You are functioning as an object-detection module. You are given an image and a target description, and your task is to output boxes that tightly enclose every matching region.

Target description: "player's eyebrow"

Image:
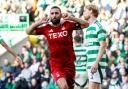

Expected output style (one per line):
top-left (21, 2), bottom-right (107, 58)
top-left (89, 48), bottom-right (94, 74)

top-left (50, 12), bottom-right (59, 15)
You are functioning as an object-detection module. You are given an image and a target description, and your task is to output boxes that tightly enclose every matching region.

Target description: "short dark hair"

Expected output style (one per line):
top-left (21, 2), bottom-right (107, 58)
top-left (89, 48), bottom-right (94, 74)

top-left (74, 35), bottom-right (82, 43)
top-left (50, 6), bottom-right (61, 13)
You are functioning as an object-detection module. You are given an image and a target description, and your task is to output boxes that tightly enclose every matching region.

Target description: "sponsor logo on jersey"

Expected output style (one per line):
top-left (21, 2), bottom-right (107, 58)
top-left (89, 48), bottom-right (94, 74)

top-left (48, 30), bottom-right (68, 39)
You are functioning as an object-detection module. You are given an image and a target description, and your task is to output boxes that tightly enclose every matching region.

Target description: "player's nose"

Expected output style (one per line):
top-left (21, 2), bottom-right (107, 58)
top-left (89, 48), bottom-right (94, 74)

top-left (52, 13), bottom-right (56, 18)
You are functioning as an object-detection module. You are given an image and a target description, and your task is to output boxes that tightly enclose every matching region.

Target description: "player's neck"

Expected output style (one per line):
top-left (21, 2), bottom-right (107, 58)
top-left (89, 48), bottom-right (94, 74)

top-left (51, 20), bottom-right (65, 27)
top-left (75, 43), bottom-right (81, 46)
top-left (88, 16), bottom-right (97, 25)
top-left (52, 23), bottom-right (61, 27)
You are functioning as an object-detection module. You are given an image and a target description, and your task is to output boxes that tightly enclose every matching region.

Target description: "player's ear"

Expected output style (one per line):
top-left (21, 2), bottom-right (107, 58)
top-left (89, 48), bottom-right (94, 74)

top-left (90, 10), bottom-right (93, 14)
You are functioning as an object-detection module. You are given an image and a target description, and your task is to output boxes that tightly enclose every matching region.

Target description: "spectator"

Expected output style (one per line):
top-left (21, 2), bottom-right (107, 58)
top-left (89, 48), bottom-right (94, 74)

top-left (108, 69), bottom-right (121, 89)
top-left (30, 47), bottom-right (41, 61)
top-left (29, 55), bottom-right (40, 76)
top-left (19, 45), bottom-right (30, 62)
top-left (15, 77), bottom-right (29, 89)
top-left (119, 67), bottom-right (128, 83)
top-left (119, 33), bottom-right (125, 52)
top-left (122, 75), bottom-right (128, 89)
top-left (5, 78), bottom-right (16, 89)
top-left (29, 78), bottom-right (41, 89)
top-left (34, 64), bottom-right (45, 83)
top-left (2, 59), bottom-right (12, 75)
top-left (11, 60), bottom-right (22, 78)
top-left (41, 69), bottom-right (51, 89)
top-left (16, 61), bottom-right (32, 82)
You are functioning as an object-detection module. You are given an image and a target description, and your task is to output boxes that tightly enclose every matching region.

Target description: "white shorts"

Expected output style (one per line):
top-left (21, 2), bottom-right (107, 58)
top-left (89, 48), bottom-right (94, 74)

top-left (87, 68), bottom-right (105, 84)
top-left (75, 72), bottom-right (88, 88)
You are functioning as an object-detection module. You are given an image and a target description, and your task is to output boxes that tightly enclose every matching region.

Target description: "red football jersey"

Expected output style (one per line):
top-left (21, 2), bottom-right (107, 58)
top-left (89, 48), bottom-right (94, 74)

top-left (35, 20), bottom-right (78, 64)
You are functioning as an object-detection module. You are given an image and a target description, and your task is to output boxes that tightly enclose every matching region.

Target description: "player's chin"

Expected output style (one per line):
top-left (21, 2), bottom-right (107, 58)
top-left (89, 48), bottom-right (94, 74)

top-left (84, 15), bottom-right (90, 20)
top-left (51, 19), bottom-right (60, 24)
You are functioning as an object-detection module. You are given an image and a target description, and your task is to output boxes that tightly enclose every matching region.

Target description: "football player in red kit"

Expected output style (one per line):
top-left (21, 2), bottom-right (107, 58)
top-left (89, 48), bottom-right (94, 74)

top-left (26, 6), bottom-right (89, 89)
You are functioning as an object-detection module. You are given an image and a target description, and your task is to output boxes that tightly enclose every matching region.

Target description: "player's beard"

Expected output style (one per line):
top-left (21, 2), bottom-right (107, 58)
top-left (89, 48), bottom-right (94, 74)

top-left (51, 18), bottom-right (60, 25)
top-left (84, 15), bottom-right (90, 20)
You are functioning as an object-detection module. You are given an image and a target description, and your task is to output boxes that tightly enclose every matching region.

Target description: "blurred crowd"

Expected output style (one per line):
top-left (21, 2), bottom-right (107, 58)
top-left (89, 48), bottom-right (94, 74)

top-left (0, 0), bottom-right (128, 89)
top-left (0, 37), bottom-right (59, 89)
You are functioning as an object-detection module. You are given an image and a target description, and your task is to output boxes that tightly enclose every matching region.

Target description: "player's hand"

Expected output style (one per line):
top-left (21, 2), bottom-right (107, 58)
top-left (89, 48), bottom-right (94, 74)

top-left (37, 17), bottom-right (49, 25)
top-left (62, 13), bottom-right (71, 20)
top-left (91, 62), bottom-right (99, 74)
top-left (41, 18), bottom-right (49, 23)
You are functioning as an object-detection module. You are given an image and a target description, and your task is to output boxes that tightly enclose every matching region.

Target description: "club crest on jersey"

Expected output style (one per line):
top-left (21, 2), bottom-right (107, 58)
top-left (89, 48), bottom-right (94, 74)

top-left (56, 72), bottom-right (60, 77)
top-left (48, 30), bottom-right (68, 39)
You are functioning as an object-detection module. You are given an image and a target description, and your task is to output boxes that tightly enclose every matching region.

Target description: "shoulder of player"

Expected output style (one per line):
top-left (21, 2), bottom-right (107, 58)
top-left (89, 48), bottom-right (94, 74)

top-left (94, 20), bottom-right (104, 30)
top-left (61, 20), bottom-right (75, 25)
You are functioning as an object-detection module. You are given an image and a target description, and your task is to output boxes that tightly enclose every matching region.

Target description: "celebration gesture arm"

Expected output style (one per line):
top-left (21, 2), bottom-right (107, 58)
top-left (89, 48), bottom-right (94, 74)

top-left (1, 41), bottom-right (22, 63)
top-left (62, 13), bottom-right (89, 29)
top-left (26, 18), bottom-right (49, 35)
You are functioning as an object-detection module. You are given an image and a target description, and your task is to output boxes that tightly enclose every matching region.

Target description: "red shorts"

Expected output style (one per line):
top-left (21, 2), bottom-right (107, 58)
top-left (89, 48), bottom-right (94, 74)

top-left (50, 60), bottom-right (75, 87)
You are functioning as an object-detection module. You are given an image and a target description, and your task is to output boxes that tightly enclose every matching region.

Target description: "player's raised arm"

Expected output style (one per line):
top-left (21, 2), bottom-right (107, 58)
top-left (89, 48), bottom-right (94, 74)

top-left (26, 18), bottom-right (48, 35)
top-left (0, 38), bottom-right (22, 63)
top-left (62, 13), bottom-right (89, 29)
top-left (0, 39), bottom-right (17, 57)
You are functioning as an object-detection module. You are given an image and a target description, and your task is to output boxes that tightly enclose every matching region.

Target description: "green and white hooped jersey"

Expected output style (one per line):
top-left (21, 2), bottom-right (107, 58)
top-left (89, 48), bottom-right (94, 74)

top-left (84, 20), bottom-right (107, 70)
top-left (74, 44), bottom-right (87, 73)
top-left (0, 35), bottom-right (4, 44)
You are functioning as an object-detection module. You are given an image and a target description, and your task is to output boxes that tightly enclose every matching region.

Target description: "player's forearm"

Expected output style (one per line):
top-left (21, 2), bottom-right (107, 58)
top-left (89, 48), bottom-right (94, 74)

top-left (96, 42), bottom-right (106, 64)
top-left (26, 21), bottom-right (40, 35)
top-left (69, 16), bottom-right (89, 28)
top-left (26, 18), bottom-right (48, 35)
top-left (1, 42), bottom-right (17, 57)
top-left (7, 47), bottom-right (18, 57)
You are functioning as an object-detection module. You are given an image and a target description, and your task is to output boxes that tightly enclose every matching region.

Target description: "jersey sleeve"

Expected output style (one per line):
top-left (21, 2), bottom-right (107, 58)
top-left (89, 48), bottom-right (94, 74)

top-left (98, 29), bottom-right (107, 42)
top-left (35, 27), bottom-right (45, 35)
top-left (67, 21), bottom-right (81, 30)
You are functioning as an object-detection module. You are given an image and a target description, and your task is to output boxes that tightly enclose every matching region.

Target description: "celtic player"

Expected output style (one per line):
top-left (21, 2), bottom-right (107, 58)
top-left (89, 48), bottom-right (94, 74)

top-left (73, 35), bottom-right (88, 89)
top-left (83, 4), bottom-right (107, 89)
